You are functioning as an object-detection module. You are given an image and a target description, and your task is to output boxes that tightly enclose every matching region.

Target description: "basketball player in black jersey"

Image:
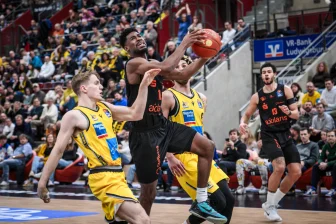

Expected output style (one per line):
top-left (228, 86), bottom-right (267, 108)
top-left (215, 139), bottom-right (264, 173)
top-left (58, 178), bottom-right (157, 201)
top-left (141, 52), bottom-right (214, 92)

top-left (119, 28), bottom-right (227, 224)
top-left (240, 63), bottom-right (302, 222)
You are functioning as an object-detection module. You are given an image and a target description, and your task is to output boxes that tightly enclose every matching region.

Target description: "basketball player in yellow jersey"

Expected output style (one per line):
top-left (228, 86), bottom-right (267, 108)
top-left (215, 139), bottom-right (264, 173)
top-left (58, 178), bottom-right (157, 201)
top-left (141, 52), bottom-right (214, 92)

top-left (37, 69), bottom-right (161, 224)
top-left (161, 56), bottom-right (234, 224)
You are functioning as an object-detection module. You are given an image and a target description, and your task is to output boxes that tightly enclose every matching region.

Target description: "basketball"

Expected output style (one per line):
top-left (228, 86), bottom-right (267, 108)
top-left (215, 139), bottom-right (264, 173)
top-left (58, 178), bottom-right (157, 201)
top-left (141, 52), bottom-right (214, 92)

top-left (191, 29), bottom-right (222, 59)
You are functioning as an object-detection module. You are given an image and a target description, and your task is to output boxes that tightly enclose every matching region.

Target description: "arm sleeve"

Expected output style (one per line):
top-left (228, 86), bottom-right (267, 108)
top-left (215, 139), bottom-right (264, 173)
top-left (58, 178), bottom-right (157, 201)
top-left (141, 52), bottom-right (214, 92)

top-left (324, 115), bottom-right (335, 131)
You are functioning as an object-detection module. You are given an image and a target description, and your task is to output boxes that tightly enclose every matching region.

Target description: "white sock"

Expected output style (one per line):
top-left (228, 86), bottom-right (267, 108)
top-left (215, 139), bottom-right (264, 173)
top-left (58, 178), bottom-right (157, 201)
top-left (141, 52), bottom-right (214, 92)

top-left (273, 188), bottom-right (286, 206)
top-left (266, 191), bottom-right (275, 205)
top-left (196, 187), bottom-right (207, 202)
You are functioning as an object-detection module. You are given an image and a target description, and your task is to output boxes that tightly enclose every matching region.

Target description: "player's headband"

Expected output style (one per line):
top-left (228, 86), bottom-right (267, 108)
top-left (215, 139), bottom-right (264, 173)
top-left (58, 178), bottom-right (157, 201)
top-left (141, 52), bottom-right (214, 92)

top-left (181, 55), bottom-right (193, 65)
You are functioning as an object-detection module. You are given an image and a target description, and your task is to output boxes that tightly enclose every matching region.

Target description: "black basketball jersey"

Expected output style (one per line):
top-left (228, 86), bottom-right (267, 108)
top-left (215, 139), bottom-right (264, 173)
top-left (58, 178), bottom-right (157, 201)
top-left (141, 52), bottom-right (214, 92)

top-left (125, 58), bottom-right (164, 129)
top-left (257, 84), bottom-right (290, 132)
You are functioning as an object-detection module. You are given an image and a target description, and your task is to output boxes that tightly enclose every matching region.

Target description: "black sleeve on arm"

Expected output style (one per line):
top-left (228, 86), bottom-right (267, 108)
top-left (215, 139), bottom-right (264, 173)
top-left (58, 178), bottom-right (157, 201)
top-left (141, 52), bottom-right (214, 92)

top-left (287, 97), bottom-right (296, 105)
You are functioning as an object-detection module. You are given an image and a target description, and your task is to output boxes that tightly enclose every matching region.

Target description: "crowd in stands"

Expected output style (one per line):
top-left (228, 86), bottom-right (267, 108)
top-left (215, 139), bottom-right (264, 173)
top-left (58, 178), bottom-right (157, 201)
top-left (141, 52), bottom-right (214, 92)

top-left (0, 0), bottom-right (252, 190)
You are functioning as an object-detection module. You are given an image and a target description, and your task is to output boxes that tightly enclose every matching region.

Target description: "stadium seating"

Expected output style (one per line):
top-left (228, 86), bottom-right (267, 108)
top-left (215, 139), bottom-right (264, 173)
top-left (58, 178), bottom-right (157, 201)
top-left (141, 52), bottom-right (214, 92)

top-left (54, 153), bottom-right (85, 184)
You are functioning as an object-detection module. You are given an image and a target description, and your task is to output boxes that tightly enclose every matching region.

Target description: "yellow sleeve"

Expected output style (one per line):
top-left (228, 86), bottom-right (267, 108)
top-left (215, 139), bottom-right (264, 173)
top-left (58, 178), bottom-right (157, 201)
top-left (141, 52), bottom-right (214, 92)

top-left (301, 94), bottom-right (307, 105)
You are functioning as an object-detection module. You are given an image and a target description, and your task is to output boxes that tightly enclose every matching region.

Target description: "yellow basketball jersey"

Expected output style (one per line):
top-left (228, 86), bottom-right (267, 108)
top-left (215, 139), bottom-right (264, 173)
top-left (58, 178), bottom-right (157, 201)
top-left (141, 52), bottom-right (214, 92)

top-left (169, 88), bottom-right (204, 135)
top-left (73, 102), bottom-right (121, 169)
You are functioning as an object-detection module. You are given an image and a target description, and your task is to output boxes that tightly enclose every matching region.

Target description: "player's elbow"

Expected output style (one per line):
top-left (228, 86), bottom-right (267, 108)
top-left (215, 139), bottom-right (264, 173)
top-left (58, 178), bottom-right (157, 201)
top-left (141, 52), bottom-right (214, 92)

top-left (132, 112), bottom-right (144, 121)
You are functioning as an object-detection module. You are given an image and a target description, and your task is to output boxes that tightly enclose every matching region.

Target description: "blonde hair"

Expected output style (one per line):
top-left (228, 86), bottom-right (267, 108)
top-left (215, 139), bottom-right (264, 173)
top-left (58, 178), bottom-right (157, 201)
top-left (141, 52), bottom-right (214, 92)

top-left (71, 71), bottom-right (100, 96)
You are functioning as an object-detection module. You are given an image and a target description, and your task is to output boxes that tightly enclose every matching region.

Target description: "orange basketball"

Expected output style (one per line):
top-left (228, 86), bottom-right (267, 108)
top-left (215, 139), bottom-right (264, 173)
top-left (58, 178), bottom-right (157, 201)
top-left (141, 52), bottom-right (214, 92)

top-left (191, 29), bottom-right (222, 58)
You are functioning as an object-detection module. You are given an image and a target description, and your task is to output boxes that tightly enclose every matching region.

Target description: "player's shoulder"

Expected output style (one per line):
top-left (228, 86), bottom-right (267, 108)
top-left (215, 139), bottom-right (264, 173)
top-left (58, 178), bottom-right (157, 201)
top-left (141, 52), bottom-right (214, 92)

top-left (162, 89), bottom-right (175, 100)
top-left (251, 92), bottom-right (259, 104)
top-left (196, 91), bottom-right (207, 101)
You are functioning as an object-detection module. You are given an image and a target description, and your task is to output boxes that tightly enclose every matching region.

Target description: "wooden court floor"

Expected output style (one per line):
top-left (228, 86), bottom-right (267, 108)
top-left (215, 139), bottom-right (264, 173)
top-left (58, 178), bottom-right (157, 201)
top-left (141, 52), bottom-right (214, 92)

top-left (0, 196), bottom-right (335, 224)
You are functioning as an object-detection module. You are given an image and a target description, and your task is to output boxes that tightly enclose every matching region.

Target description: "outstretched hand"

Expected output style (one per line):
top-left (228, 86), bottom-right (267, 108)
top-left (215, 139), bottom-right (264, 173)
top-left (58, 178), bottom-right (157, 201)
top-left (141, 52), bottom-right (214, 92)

top-left (141, 68), bottom-right (161, 86)
top-left (182, 28), bottom-right (206, 47)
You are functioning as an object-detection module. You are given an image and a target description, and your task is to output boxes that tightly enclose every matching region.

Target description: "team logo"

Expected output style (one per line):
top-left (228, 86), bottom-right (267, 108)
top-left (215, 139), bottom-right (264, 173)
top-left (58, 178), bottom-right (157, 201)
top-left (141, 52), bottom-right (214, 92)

top-left (182, 102), bottom-right (188, 108)
top-left (262, 103), bottom-right (268, 110)
top-left (103, 109), bottom-right (111, 118)
top-left (197, 99), bottom-right (203, 109)
top-left (90, 115), bottom-right (98, 121)
top-left (265, 40), bottom-right (284, 58)
top-left (276, 90), bottom-right (283, 97)
top-left (260, 96), bottom-right (266, 101)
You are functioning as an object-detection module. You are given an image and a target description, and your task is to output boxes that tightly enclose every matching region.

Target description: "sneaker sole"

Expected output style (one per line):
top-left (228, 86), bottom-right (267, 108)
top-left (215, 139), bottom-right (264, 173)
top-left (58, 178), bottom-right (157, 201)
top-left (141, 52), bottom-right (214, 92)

top-left (189, 210), bottom-right (227, 224)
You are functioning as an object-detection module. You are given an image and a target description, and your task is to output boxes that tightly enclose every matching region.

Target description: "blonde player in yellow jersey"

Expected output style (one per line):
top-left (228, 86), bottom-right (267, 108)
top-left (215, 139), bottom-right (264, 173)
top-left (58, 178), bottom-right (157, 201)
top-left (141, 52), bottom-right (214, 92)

top-left (37, 69), bottom-right (161, 224)
top-left (161, 56), bottom-right (235, 224)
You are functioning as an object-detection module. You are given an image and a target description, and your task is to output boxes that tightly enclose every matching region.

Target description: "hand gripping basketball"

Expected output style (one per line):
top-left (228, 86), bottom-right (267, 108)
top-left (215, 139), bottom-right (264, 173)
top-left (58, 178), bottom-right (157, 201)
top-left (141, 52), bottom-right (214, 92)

top-left (191, 29), bottom-right (222, 58)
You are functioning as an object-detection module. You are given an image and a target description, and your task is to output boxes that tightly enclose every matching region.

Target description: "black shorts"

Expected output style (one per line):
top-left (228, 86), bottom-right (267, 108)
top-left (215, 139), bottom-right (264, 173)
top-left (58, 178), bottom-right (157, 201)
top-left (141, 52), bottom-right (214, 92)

top-left (129, 118), bottom-right (197, 184)
top-left (260, 130), bottom-right (300, 165)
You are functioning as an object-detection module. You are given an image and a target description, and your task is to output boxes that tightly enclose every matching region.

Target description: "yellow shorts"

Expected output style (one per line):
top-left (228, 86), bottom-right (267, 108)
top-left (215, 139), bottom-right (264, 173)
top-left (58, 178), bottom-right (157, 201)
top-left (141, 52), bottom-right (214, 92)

top-left (175, 152), bottom-right (229, 200)
top-left (88, 170), bottom-right (138, 222)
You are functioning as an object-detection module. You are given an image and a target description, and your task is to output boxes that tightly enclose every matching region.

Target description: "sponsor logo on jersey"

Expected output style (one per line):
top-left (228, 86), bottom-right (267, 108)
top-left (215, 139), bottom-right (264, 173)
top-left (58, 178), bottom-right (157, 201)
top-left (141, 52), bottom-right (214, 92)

top-left (197, 99), bottom-right (203, 109)
top-left (260, 96), bottom-right (266, 102)
top-left (182, 102), bottom-right (188, 108)
top-left (276, 90), bottom-right (283, 97)
top-left (265, 116), bottom-right (288, 125)
top-left (103, 109), bottom-right (111, 118)
top-left (262, 103), bottom-right (268, 110)
top-left (148, 104), bottom-right (161, 113)
top-left (183, 110), bottom-right (196, 125)
top-left (90, 115), bottom-right (98, 121)
top-left (93, 122), bottom-right (108, 139)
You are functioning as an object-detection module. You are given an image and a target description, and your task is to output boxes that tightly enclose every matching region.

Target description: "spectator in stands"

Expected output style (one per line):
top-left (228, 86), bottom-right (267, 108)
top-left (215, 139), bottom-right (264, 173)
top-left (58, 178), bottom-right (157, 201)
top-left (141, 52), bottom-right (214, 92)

top-left (102, 27), bottom-right (112, 42)
top-left (0, 134), bottom-right (13, 163)
top-left (117, 79), bottom-right (126, 98)
top-left (10, 114), bottom-right (32, 148)
top-left (32, 83), bottom-right (46, 104)
top-left (113, 25), bottom-right (122, 39)
top-left (69, 44), bottom-right (81, 63)
top-left (118, 130), bottom-right (131, 165)
top-left (218, 129), bottom-right (247, 174)
top-left (137, 9), bottom-right (148, 25)
top-left (144, 21), bottom-right (157, 47)
top-left (130, 10), bottom-right (138, 26)
top-left (175, 3), bottom-right (192, 45)
top-left (0, 114), bottom-right (7, 134)
top-left (291, 82), bottom-right (304, 108)
top-left (37, 56), bottom-right (55, 81)
top-left (302, 82), bottom-right (321, 106)
top-left (164, 41), bottom-right (176, 59)
top-left (121, 1), bottom-right (132, 15)
top-left (318, 130), bottom-right (328, 150)
top-left (9, 51), bottom-right (20, 64)
top-left (86, 51), bottom-right (98, 70)
top-left (79, 19), bottom-right (91, 39)
top-left (320, 78), bottom-right (336, 111)
top-left (119, 15), bottom-right (130, 29)
top-left (147, 46), bottom-right (162, 61)
top-left (297, 128), bottom-right (319, 172)
top-left (109, 48), bottom-right (124, 82)
top-left (3, 118), bottom-right (14, 140)
top-left (29, 51), bottom-right (42, 70)
top-left (11, 101), bottom-right (26, 121)
top-left (236, 138), bottom-right (269, 195)
top-left (53, 57), bottom-right (67, 81)
top-left (113, 92), bottom-right (127, 106)
top-left (103, 79), bottom-right (117, 103)
top-left (78, 57), bottom-right (89, 73)
top-left (188, 15), bottom-right (202, 32)
top-left (0, 134), bottom-right (32, 186)
top-left (60, 80), bottom-right (77, 105)
top-left (304, 129), bottom-right (336, 197)
top-left (312, 62), bottom-right (330, 89)
top-left (90, 26), bottom-right (102, 44)
top-left (221, 21), bottom-right (236, 51)
top-left (3, 101), bottom-right (13, 119)
top-left (31, 97), bottom-right (58, 131)
top-left (96, 38), bottom-right (111, 59)
top-left (25, 98), bottom-right (43, 125)
top-left (106, 14), bottom-right (118, 29)
top-left (297, 101), bottom-right (314, 128)
top-left (81, 8), bottom-right (94, 22)
top-left (76, 34), bottom-right (85, 46)
top-left (51, 45), bottom-right (70, 65)
top-left (93, 5), bottom-right (105, 18)
top-left (310, 103), bottom-right (335, 141)
top-left (24, 133), bottom-right (55, 187)
top-left (52, 23), bottom-right (64, 37)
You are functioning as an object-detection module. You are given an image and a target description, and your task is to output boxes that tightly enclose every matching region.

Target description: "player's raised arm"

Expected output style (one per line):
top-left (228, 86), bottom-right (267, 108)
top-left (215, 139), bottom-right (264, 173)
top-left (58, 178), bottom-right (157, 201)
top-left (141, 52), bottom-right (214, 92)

top-left (240, 93), bottom-right (259, 135)
top-left (106, 69), bottom-right (161, 121)
top-left (123, 29), bottom-right (205, 78)
top-left (37, 111), bottom-right (79, 203)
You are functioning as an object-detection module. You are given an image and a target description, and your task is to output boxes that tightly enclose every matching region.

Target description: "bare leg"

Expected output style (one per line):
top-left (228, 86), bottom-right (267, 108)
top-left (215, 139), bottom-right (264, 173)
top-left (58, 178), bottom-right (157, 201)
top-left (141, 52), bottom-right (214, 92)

top-left (268, 157), bottom-right (286, 192)
top-left (139, 180), bottom-right (157, 215)
top-left (116, 201), bottom-right (150, 224)
top-left (279, 163), bottom-right (302, 193)
top-left (189, 134), bottom-right (214, 188)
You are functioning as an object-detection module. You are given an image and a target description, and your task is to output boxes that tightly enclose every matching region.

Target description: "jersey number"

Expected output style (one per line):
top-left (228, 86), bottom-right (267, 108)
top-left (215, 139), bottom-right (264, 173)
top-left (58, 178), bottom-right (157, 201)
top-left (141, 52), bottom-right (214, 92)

top-left (272, 108), bottom-right (278, 115)
top-left (158, 90), bottom-right (162, 100)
